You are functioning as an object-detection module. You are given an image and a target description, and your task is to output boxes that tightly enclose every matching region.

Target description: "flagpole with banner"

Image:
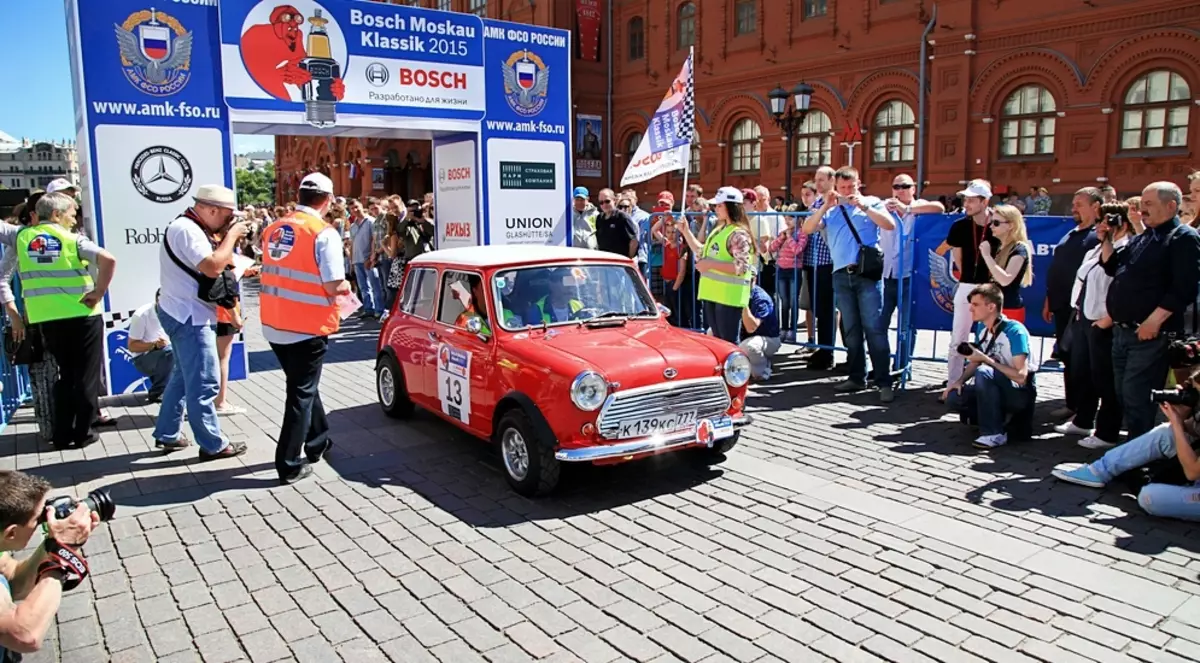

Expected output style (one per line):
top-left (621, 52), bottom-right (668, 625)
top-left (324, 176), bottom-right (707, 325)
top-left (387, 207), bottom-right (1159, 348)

top-left (678, 47), bottom-right (694, 229)
top-left (619, 50), bottom-right (694, 189)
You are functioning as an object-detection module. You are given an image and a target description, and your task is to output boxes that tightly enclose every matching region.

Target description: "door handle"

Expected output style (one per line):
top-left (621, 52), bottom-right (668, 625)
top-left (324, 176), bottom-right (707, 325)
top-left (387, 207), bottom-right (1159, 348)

top-left (427, 330), bottom-right (439, 342)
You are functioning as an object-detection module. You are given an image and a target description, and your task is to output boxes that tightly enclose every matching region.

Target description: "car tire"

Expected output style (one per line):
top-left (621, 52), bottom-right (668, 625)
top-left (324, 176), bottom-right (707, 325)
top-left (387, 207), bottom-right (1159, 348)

top-left (495, 408), bottom-right (560, 497)
top-left (376, 354), bottom-right (414, 419)
top-left (694, 431), bottom-right (740, 464)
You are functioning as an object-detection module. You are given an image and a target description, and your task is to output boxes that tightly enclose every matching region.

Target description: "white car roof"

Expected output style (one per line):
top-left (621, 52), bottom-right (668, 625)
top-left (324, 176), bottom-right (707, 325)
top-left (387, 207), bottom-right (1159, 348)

top-left (409, 245), bottom-right (632, 269)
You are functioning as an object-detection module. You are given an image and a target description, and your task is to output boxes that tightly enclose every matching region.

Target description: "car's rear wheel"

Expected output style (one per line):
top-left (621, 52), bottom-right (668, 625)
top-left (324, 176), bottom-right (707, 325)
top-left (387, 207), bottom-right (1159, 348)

top-left (376, 354), bottom-right (414, 419)
top-left (693, 431), bottom-right (740, 464)
top-left (496, 409), bottom-right (560, 496)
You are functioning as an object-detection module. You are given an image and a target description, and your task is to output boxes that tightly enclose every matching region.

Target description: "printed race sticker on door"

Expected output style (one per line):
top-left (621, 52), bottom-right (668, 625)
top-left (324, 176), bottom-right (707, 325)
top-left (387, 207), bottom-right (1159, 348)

top-left (437, 343), bottom-right (472, 425)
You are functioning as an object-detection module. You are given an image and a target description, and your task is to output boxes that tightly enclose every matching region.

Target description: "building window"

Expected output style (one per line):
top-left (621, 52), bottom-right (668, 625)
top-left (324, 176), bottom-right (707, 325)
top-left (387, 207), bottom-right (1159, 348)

top-left (735, 0), bottom-right (756, 35)
top-left (796, 110), bottom-right (832, 168)
top-left (872, 100), bottom-right (916, 164)
top-left (1120, 69), bottom-right (1190, 151)
top-left (468, 0), bottom-right (486, 16)
top-left (689, 140), bottom-right (701, 176)
top-left (804, 0), bottom-right (827, 18)
top-left (999, 85), bottom-right (1056, 157)
top-left (730, 119), bottom-right (761, 172)
top-left (628, 17), bottom-right (645, 61)
top-left (677, 3), bottom-right (696, 50)
top-left (625, 132), bottom-right (643, 159)
top-left (436, 0), bottom-right (451, 9)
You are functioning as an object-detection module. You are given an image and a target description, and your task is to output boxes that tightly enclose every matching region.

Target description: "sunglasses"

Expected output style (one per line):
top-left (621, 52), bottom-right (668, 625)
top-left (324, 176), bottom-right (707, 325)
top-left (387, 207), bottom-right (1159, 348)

top-left (599, 199), bottom-right (614, 205)
top-left (990, 220), bottom-right (1009, 227)
top-left (892, 183), bottom-right (914, 190)
top-left (618, 205), bottom-right (631, 211)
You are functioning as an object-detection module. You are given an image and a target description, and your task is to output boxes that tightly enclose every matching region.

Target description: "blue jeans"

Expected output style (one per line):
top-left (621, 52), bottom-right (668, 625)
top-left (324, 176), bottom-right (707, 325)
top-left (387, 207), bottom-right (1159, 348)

top-left (377, 257), bottom-right (396, 312)
top-left (152, 306), bottom-right (228, 454)
top-left (132, 346), bottom-right (175, 398)
top-left (776, 267), bottom-right (799, 335)
top-left (965, 364), bottom-right (1034, 436)
top-left (354, 262), bottom-right (382, 314)
top-left (1091, 423), bottom-right (1200, 521)
top-left (1112, 327), bottom-right (1170, 440)
top-left (832, 270), bottom-right (892, 387)
top-left (882, 276), bottom-right (915, 371)
top-left (704, 300), bottom-right (742, 344)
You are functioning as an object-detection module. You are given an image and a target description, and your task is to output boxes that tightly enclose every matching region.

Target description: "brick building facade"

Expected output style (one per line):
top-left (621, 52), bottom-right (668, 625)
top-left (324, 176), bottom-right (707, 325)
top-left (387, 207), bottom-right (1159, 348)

top-left (275, 0), bottom-right (1200, 205)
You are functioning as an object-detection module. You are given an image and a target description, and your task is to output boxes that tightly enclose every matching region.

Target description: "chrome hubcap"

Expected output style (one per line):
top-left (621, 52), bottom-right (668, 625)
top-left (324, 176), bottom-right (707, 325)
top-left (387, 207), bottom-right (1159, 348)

top-left (502, 428), bottom-right (530, 481)
top-left (379, 366), bottom-right (395, 407)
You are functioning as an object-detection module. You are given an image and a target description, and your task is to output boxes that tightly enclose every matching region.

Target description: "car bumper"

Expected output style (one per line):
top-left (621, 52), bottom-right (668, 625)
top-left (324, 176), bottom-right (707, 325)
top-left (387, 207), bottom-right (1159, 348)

top-left (555, 415), bottom-right (753, 462)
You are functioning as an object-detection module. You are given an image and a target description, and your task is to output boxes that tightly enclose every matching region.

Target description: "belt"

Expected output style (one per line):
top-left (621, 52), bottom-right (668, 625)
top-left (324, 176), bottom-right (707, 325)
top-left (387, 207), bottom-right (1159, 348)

top-left (1114, 321), bottom-right (1138, 330)
top-left (834, 266), bottom-right (857, 275)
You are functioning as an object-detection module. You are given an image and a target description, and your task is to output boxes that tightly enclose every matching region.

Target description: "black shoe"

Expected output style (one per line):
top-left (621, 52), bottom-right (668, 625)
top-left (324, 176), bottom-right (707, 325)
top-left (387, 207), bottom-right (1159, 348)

top-left (93, 415), bottom-right (119, 428)
top-left (156, 437), bottom-right (192, 453)
top-left (305, 439), bottom-right (333, 465)
top-left (75, 434), bottom-right (99, 448)
top-left (146, 393), bottom-right (163, 404)
top-left (198, 441), bottom-right (248, 461)
top-left (279, 464), bottom-right (314, 486)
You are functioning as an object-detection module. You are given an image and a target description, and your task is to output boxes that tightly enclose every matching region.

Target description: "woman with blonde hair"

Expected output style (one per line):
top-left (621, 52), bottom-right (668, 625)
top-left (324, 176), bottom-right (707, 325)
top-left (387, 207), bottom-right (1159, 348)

top-left (979, 204), bottom-right (1034, 322)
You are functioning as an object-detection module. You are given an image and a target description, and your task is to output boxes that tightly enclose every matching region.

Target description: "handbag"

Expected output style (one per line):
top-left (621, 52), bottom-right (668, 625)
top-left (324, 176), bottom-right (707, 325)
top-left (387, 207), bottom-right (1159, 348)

top-left (4, 322), bottom-right (42, 366)
top-left (164, 215), bottom-right (240, 310)
top-left (838, 205), bottom-right (884, 281)
top-left (387, 258), bottom-right (405, 289)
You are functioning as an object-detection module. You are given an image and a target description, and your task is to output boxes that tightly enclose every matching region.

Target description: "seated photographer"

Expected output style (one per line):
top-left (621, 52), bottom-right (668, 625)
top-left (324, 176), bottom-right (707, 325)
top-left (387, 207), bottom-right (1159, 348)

top-left (941, 283), bottom-right (1037, 449)
top-left (1053, 369), bottom-right (1200, 522)
top-left (0, 470), bottom-right (99, 655)
top-left (739, 283), bottom-right (781, 380)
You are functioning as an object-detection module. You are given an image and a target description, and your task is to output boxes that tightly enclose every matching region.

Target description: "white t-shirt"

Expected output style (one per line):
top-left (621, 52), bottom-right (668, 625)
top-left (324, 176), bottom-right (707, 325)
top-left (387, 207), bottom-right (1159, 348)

top-left (159, 217), bottom-right (219, 326)
top-left (127, 302), bottom-right (168, 356)
top-left (263, 213), bottom-right (346, 345)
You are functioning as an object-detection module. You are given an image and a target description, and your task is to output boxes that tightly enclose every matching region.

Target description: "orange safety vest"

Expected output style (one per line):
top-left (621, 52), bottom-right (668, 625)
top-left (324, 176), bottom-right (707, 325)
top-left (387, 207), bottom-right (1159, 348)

top-left (259, 211), bottom-right (339, 337)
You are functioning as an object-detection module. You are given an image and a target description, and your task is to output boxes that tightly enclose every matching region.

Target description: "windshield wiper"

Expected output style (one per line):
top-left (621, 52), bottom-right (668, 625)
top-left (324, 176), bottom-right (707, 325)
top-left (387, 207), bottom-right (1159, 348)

top-left (583, 311), bottom-right (630, 327)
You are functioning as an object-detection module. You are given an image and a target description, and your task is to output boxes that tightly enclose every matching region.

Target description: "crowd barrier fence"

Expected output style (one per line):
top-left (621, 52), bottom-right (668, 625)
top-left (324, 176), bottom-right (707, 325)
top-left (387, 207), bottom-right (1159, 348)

top-left (0, 247), bottom-right (32, 433)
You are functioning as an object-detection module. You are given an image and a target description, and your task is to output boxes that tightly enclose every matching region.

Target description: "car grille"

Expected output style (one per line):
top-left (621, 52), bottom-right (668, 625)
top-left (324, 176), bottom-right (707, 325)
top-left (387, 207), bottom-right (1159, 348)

top-left (597, 378), bottom-right (731, 439)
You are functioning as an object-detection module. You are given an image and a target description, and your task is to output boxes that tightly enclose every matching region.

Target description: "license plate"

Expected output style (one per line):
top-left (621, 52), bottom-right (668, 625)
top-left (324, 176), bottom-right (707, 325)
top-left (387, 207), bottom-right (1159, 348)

top-left (617, 411), bottom-right (697, 439)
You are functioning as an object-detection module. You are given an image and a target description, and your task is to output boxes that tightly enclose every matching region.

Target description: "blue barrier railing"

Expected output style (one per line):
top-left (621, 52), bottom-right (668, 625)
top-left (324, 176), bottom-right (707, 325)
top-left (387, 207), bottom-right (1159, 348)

top-left (0, 245), bottom-right (32, 432)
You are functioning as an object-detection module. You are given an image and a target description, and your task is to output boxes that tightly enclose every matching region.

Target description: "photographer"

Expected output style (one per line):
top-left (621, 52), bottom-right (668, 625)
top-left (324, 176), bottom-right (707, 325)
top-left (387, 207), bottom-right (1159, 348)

top-left (1053, 369), bottom-right (1200, 522)
top-left (0, 470), bottom-right (99, 655)
top-left (941, 283), bottom-right (1037, 449)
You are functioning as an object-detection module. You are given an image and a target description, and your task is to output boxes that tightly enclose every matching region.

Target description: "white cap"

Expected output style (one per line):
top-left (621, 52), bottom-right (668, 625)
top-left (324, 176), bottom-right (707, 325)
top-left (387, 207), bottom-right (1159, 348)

top-left (300, 172), bottom-right (335, 195)
top-left (194, 184), bottom-right (238, 210)
top-left (713, 186), bottom-right (744, 205)
top-left (957, 179), bottom-right (993, 200)
top-left (46, 178), bottom-right (76, 194)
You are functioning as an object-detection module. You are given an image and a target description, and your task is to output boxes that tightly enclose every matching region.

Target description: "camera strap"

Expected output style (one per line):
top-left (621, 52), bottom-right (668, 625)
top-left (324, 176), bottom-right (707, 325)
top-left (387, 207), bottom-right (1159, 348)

top-left (37, 538), bottom-right (88, 592)
top-left (980, 319), bottom-right (1009, 358)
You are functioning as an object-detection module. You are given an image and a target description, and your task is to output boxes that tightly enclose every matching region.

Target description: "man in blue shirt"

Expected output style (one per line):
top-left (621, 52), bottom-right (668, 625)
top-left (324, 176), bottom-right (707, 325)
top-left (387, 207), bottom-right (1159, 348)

top-left (803, 167), bottom-right (897, 402)
top-left (942, 283), bottom-right (1037, 449)
top-left (739, 284), bottom-right (781, 380)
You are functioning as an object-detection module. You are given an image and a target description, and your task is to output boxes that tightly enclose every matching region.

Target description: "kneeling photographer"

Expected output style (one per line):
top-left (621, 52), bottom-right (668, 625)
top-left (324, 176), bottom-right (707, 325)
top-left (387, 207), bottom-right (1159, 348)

top-left (0, 471), bottom-right (110, 657)
top-left (1053, 368), bottom-right (1200, 521)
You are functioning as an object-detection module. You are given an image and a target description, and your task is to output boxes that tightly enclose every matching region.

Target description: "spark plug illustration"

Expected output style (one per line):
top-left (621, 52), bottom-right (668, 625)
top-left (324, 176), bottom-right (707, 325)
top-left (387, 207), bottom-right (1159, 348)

top-left (299, 9), bottom-right (340, 128)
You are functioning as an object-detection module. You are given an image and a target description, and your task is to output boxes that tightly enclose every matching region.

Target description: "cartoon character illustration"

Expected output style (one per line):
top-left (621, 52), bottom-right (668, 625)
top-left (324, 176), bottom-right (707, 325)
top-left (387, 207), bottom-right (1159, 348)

top-left (240, 5), bottom-right (345, 102)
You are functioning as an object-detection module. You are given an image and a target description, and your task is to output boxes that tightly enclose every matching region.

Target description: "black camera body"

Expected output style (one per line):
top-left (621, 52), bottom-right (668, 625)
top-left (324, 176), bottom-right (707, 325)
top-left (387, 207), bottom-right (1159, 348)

top-left (957, 342), bottom-right (979, 356)
top-left (37, 489), bottom-right (115, 525)
top-left (1150, 385), bottom-right (1200, 409)
top-left (1166, 337), bottom-right (1200, 369)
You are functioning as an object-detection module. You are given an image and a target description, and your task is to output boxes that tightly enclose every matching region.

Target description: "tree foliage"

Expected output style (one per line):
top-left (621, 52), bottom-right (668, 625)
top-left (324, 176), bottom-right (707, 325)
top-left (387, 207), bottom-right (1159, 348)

top-left (235, 162), bottom-right (275, 207)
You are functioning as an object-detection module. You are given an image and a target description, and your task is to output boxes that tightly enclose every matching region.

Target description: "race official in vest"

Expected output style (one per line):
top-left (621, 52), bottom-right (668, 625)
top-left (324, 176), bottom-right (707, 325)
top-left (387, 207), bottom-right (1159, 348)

top-left (260, 173), bottom-right (349, 485)
top-left (15, 193), bottom-right (115, 448)
top-left (154, 185), bottom-right (250, 460)
top-left (675, 186), bottom-right (756, 343)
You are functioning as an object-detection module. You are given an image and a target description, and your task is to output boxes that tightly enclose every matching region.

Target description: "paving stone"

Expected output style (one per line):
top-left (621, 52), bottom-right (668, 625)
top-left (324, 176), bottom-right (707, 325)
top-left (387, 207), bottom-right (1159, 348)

top-left (194, 629), bottom-right (245, 663)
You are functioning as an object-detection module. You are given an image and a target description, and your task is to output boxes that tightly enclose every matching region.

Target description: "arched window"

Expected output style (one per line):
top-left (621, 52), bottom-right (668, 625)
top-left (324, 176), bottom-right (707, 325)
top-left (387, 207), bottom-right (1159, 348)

top-left (689, 137), bottom-right (701, 175)
top-left (625, 132), bottom-right (643, 157)
top-left (999, 85), bottom-right (1056, 157)
top-left (1121, 70), bottom-right (1190, 151)
top-left (872, 100), bottom-right (916, 164)
top-left (627, 17), bottom-right (645, 61)
top-left (730, 119), bottom-right (761, 172)
top-left (796, 110), bottom-right (832, 168)
top-left (677, 3), bottom-right (696, 50)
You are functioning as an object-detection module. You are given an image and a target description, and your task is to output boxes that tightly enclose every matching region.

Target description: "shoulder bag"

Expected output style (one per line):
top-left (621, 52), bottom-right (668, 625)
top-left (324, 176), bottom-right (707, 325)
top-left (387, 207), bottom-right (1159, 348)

top-left (164, 214), bottom-right (239, 310)
top-left (837, 205), bottom-right (884, 281)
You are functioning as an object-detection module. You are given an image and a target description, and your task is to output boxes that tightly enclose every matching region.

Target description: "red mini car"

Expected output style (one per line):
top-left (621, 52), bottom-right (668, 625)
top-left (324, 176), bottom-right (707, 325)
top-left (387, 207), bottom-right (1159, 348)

top-left (375, 246), bottom-right (753, 496)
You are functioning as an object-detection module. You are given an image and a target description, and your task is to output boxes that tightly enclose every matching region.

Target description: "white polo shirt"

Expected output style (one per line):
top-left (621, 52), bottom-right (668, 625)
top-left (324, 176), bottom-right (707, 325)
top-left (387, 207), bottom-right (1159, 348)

top-left (127, 302), bottom-right (168, 356)
top-left (159, 215), bottom-right (219, 326)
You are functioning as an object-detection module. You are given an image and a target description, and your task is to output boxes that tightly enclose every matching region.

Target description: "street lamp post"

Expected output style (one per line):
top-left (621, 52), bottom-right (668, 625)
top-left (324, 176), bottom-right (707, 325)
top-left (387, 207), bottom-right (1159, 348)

top-left (767, 82), bottom-right (814, 204)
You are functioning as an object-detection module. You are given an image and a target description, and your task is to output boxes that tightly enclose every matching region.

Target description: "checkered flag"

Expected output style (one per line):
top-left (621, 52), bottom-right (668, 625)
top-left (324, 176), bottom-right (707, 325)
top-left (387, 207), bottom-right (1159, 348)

top-left (619, 48), bottom-right (697, 186)
top-left (678, 49), bottom-right (695, 144)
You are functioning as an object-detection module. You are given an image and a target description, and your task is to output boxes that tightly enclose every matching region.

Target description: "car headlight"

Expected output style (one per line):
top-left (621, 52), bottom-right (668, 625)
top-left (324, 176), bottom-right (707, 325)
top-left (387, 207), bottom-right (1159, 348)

top-left (570, 371), bottom-right (608, 411)
top-left (724, 352), bottom-right (751, 388)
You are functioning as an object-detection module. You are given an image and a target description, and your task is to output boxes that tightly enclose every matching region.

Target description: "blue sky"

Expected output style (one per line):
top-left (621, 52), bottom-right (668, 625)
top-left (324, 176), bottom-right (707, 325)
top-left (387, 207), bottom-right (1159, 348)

top-left (0, 3), bottom-right (273, 154)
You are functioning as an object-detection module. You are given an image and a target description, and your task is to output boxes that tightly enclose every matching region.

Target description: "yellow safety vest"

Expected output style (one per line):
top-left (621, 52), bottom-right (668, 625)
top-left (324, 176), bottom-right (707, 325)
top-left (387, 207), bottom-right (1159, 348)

top-left (697, 224), bottom-right (753, 307)
top-left (533, 296), bottom-right (583, 323)
top-left (15, 224), bottom-right (100, 324)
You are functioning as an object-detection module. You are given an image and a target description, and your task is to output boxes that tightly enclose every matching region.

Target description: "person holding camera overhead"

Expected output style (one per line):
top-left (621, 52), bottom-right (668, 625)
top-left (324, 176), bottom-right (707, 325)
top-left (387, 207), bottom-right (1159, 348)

top-left (153, 185), bottom-right (250, 460)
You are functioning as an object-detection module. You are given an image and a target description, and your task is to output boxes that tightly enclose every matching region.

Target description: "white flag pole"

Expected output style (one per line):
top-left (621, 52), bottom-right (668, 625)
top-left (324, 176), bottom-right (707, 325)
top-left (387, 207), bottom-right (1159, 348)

top-left (677, 47), bottom-right (694, 228)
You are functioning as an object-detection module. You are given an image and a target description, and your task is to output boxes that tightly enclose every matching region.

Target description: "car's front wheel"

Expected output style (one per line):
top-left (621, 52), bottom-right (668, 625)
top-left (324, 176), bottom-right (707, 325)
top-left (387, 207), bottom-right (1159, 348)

top-left (495, 409), bottom-right (560, 497)
top-left (376, 354), bottom-right (414, 419)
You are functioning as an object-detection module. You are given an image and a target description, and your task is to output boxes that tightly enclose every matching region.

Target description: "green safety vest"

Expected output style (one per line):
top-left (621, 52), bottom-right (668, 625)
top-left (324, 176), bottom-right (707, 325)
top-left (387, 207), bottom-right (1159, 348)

top-left (16, 224), bottom-right (100, 324)
top-left (697, 224), bottom-right (753, 308)
top-left (533, 295), bottom-right (583, 323)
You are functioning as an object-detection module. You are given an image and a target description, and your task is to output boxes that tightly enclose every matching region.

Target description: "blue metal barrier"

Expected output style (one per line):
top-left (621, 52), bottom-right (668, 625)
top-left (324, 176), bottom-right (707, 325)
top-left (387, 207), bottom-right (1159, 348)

top-left (0, 245), bottom-right (32, 432)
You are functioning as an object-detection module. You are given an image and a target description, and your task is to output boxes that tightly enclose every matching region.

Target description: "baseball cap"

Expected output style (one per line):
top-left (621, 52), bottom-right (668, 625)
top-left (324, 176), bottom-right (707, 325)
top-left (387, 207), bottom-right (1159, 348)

top-left (46, 178), bottom-right (77, 194)
top-left (299, 172), bottom-right (335, 194)
top-left (740, 188), bottom-right (758, 204)
top-left (573, 186), bottom-right (589, 199)
top-left (713, 186), bottom-right (744, 205)
top-left (957, 179), bottom-right (993, 200)
top-left (657, 191), bottom-right (674, 205)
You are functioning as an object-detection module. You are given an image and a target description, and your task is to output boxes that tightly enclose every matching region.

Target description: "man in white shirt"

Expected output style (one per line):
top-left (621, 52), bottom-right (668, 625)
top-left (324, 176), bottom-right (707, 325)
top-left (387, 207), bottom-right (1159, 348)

top-left (127, 290), bottom-right (174, 403)
top-left (751, 184), bottom-right (782, 298)
top-left (153, 184), bottom-right (249, 459)
top-left (880, 174), bottom-right (944, 370)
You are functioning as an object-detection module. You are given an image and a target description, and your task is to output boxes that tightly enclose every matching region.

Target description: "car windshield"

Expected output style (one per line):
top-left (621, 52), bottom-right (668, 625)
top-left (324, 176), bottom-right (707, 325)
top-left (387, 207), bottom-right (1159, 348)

top-left (492, 263), bottom-right (657, 330)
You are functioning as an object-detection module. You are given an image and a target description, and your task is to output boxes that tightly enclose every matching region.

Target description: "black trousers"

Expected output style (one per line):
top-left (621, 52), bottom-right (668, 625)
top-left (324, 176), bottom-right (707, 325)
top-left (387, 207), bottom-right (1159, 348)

top-left (1068, 318), bottom-right (1123, 443)
top-left (40, 315), bottom-right (104, 446)
top-left (1053, 306), bottom-right (1076, 410)
top-left (804, 264), bottom-right (836, 367)
top-left (758, 262), bottom-right (777, 298)
top-left (270, 336), bottom-right (330, 478)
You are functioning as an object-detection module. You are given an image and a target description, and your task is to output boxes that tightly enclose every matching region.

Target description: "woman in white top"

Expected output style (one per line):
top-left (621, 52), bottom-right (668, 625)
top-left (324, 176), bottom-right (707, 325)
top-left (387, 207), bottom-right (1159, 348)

top-left (1058, 203), bottom-right (1133, 450)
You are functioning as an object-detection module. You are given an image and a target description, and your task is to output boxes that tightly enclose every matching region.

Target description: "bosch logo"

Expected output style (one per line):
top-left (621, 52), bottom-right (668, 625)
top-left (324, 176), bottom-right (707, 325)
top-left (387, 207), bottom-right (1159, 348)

top-left (446, 167), bottom-right (471, 181)
top-left (399, 68), bottom-right (468, 90)
top-left (365, 62), bottom-right (389, 87)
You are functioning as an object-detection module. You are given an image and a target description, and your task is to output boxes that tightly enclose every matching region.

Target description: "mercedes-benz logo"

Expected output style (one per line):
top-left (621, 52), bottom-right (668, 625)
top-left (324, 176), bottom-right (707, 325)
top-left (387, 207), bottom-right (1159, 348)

top-left (365, 62), bottom-right (389, 87)
top-left (131, 146), bottom-right (192, 203)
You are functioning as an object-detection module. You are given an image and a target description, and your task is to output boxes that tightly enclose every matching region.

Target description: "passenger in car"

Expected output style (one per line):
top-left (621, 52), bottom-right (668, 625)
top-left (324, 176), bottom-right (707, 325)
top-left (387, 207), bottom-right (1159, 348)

top-left (527, 268), bottom-right (585, 323)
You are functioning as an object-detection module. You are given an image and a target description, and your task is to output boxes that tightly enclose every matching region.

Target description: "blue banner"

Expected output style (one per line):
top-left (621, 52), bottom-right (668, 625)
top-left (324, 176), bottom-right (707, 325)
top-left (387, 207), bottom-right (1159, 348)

top-left (912, 214), bottom-right (1077, 338)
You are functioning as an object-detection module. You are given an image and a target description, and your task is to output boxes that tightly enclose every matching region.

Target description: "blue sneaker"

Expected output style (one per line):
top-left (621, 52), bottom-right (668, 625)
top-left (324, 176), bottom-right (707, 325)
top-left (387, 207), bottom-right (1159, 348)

top-left (1052, 463), bottom-right (1106, 488)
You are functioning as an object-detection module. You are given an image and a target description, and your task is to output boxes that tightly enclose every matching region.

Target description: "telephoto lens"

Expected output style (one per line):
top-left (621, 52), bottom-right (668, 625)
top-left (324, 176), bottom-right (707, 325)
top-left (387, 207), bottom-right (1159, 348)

top-left (39, 489), bottom-right (116, 524)
top-left (957, 342), bottom-right (975, 356)
top-left (1149, 387), bottom-right (1200, 409)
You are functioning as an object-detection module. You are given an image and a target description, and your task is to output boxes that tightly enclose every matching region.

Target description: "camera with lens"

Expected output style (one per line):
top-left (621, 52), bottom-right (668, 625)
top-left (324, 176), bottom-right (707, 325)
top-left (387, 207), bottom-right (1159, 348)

top-left (37, 489), bottom-right (116, 525)
top-left (1101, 212), bottom-right (1124, 227)
top-left (957, 342), bottom-right (979, 356)
top-left (1150, 385), bottom-right (1200, 409)
top-left (1166, 337), bottom-right (1200, 369)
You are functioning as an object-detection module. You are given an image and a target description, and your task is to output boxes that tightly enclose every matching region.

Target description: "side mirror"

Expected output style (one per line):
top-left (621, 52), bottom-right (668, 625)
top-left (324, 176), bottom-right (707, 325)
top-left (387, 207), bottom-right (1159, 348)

top-left (657, 303), bottom-right (671, 319)
top-left (466, 317), bottom-right (484, 335)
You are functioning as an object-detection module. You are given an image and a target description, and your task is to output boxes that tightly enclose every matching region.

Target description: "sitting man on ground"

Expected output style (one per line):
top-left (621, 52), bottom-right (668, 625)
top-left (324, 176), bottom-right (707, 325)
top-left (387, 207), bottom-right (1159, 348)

top-left (127, 290), bottom-right (174, 403)
top-left (739, 283), bottom-right (781, 380)
top-left (941, 283), bottom-right (1037, 449)
top-left (1052, 368), bottom-right (1200, 521)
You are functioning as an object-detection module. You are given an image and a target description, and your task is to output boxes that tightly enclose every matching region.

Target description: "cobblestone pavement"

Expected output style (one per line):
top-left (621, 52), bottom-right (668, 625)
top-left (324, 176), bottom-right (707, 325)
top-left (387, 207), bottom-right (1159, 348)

top-left (4, 293), bottom-right (1200, 663)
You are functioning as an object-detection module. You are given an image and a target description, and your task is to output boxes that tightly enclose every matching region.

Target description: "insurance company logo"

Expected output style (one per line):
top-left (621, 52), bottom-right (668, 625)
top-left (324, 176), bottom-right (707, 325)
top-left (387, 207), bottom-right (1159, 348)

top-left (27, 235), bottom-right (63, 264)
top-left (130, 145), bottom-right (193, 203)
top-left (365, 62), bottom-right (390, 87)
top-left (927, 242), bottom-right (959, 315)
top-left (115, 9), bottom-right (194, 97)
top-left (267, 225), bottom-right (296, 260)
top-left (501, 49), bottom-right (549, 117)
